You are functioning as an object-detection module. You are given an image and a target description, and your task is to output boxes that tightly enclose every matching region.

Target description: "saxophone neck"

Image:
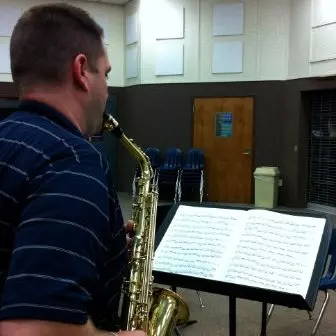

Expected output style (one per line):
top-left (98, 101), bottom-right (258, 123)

top-left (102, 113), bottom-right (153, 179)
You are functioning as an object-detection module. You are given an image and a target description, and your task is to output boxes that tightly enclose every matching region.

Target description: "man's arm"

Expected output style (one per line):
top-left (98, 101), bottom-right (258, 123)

top-left (0, 154), bottom-right (144, 336)
top-left (0, 319), bottom-right (146, 336)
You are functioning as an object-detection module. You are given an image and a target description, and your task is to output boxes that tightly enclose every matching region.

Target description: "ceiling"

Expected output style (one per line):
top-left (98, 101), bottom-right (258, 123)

top-left (83, 0), bottom-right (129, 4)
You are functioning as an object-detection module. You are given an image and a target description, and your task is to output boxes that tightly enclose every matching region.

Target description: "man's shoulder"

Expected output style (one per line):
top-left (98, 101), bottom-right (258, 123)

top-left (0, 111), bottom-right (108, 170)
top-left (0, 110), bottom-right (75, 144)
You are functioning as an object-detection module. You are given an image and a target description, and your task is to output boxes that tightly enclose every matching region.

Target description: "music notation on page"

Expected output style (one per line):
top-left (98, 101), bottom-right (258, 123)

top-left (153, 205), bottom-right (326, 297)
top-left (153, 205), bottom-right (246, 280)
top-left (226, 209), bottom-right (326, 297)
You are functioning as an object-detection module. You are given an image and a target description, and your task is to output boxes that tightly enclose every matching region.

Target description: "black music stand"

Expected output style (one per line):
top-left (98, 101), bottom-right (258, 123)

top-left (153, 202), bottom-right (333, 336)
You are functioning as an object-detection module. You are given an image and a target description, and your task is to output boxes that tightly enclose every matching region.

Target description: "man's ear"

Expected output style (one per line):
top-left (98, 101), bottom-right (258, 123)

top-left (72, 54), bottom-right (90, 92)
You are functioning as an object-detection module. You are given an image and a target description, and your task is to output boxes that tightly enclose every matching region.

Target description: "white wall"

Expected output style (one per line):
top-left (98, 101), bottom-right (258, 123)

top-left (310, 0), bottom-right (336, 76)
top-left (140, 0), bottom-right (200, 84)
top-left (258, 0), bottom-right (290, 80)
top-left (2, 0), bottom-right (336, 87)
top-left (287, 0), bottom-right (336, 79)
top-left (0, 0), bottom-right (124, 86)
top-left (199, 0), bottom-right (259, 82)
top-left (125, 0), bottom-right (292, 85)
top-left (124, 0), bottom-right (141, 86)
top-left (287, 0), bottom-right (311, 79)
top-left (125, 0), bottom-right (336, 84)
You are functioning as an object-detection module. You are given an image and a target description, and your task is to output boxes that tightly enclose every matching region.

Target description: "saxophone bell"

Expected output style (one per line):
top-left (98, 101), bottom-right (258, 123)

top-left (102, 112), bottom-right (190, 336)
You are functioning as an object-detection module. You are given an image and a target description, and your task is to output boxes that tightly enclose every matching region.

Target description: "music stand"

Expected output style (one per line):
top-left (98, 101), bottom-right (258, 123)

top-left (153, 202), bottom-right (333, 336)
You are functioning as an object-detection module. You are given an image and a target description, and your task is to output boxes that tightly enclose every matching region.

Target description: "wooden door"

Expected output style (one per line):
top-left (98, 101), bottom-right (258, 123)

top-left (193, 97), bottom-right (254, 204)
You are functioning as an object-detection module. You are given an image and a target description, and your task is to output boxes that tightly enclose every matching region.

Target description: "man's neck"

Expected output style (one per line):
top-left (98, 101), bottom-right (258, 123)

top-left (22, 91), bottom-right (85, 135)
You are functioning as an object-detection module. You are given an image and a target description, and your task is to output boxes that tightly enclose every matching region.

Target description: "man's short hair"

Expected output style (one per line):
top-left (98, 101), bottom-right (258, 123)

top-left (10, 3), bottom-right (104, 91)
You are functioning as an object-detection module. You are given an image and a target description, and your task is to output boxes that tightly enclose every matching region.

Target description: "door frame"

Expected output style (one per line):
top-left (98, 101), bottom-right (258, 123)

top-left (191, 95), bottom-right (256, 203)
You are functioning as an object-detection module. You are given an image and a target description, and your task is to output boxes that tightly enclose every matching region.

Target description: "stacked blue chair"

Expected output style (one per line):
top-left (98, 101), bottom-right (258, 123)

top-left (266, 227), bottom-right (336, 335)
top-left (158, 148), bottom-right (182, 203)
top-left (132, 147), bottom-right (161, 199)
top-left (180, 148), bottom-right (205, 203)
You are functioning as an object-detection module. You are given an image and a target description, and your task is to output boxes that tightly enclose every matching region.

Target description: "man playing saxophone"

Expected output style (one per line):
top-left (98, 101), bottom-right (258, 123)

top-left (0, 3), bottom-right (145, 336)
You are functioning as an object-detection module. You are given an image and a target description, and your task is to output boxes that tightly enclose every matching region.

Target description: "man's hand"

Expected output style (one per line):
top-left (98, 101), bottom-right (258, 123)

top-left (124, 220), bottom-right (135, 250)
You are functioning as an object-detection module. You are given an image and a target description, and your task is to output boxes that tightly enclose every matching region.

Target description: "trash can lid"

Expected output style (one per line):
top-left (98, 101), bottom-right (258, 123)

top-left (254, 166), bottom-right (280, 176)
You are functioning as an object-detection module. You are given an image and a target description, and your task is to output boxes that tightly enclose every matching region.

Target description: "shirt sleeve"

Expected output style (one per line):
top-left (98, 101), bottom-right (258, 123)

top-left (0, 153), bottom-right (111, 325)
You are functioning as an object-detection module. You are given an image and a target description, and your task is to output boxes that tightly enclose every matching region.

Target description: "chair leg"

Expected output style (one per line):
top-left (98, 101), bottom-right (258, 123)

top-left (155, 170), bottom-right (160, 193)
top-left (311, 290), bottom-right (330, 336)
top-left (174, 170), bottom-right (182, 203)
top-left (196, 290), bottom-right (205, 308)
top-left (266, 304), bottom-right (275, 325)
top-left (178, 170), bottom-right (182, 202)
top-left (307, 310), bottom-right (313, 320)
top-left (174, 173), bottom-right (179, 203)
top-left (152, 170), bottom-right (157, 189)
top-left (200, 170), bottom-right (204, 203)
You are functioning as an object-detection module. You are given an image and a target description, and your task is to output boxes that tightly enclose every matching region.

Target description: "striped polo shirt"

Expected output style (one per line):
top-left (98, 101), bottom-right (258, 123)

top-left (0, 100), bottom-right (128, 331)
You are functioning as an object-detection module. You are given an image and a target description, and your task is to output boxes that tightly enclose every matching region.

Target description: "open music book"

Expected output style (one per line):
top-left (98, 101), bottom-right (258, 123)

top-left (153, 205), bottom-right (327, 299)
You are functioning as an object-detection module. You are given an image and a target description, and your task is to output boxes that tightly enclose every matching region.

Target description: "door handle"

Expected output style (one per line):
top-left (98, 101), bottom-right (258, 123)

top-left (242, 150), bottom-right (251, 155)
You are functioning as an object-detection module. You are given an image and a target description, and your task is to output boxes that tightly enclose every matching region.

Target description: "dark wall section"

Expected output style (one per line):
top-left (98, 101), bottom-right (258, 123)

top-left (116, 79), bottom-right (336, 208)
top-left (0, 82), bottom-right (17, 98)
top-left (2, 77), bottom-right (336, 208)
top-left (116, 81), bottom-right (288, 202)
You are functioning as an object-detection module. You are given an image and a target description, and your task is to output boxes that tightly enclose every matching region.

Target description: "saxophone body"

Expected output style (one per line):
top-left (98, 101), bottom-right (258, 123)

top-left (102, 113), bottom-right (190, 336)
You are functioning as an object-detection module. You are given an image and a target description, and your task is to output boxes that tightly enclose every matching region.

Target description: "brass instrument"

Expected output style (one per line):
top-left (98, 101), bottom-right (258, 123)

top-left (102, 113), bottom-right (190, 336)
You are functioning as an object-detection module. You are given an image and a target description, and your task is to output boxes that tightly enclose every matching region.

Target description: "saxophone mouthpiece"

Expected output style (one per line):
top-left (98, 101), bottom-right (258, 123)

top-left (103, 113), bottom-right (123, 138)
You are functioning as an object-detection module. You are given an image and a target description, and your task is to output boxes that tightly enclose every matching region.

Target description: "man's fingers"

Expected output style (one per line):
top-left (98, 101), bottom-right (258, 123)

top-left (125, 220), bottom-right (136, 249)
top-left (125, 220), bottom-right (135, 233)
top-left (126, 232), bottom-right (135, 247)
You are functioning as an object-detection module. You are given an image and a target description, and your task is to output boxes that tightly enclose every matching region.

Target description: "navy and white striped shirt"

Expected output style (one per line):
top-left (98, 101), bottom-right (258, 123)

top-left (0, 100), bottom-right (128, 331)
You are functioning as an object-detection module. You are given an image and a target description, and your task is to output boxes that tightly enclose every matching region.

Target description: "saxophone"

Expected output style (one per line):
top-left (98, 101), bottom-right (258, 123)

top-left (102, 113), bottom-right (190, 336)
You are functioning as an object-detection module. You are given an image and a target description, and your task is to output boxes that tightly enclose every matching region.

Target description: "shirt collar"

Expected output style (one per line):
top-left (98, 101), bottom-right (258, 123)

top-left (17, 99), bottom-right (83, 138)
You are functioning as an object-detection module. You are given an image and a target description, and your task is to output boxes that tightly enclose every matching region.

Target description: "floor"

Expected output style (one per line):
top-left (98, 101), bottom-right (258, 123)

top-left (117, 192), bottom-right (336, 336)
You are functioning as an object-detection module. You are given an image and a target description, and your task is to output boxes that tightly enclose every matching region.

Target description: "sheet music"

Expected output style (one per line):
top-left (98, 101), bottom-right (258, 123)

top-left (224, 209), bottom-right (326, 297)
top-left (153, 205), bottom-right (246, 280)
top-left (153, 205), bottom-right (327, 298)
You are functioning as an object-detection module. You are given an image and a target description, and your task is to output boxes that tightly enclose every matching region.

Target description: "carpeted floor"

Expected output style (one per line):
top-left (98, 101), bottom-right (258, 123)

top-left (117, 192), bottom-right (336, 336)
